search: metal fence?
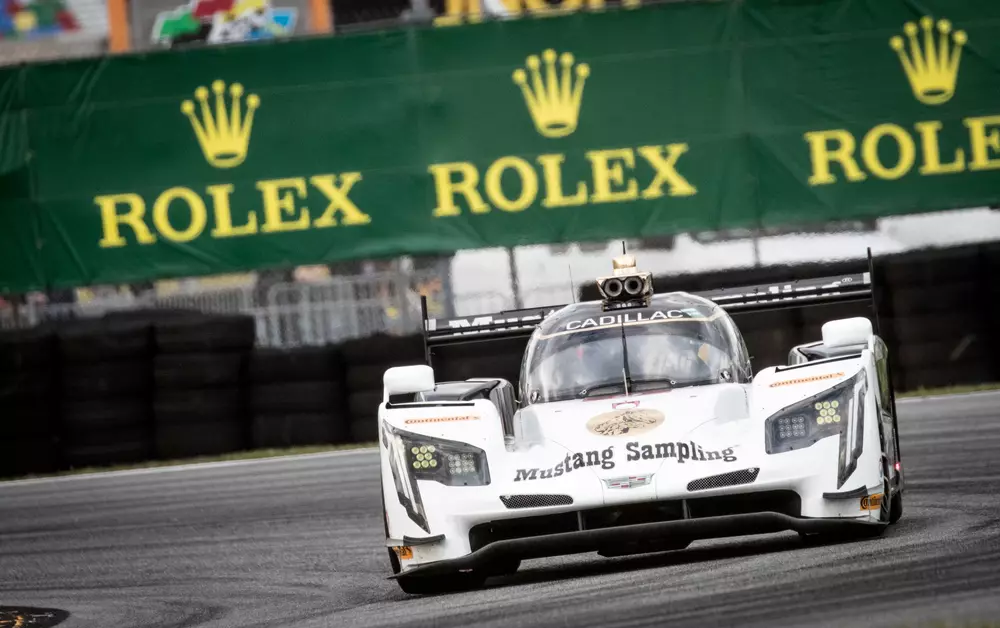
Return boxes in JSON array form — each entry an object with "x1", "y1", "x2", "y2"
[{"x1": 0, "y1": 271, "x2": 562, "y2": 347}]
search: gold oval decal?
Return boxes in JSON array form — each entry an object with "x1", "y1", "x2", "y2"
[{"x1": 586, "y1": 408, "x2": 665, "y2": 437}]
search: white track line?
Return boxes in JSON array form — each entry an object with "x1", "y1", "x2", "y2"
[{"x1": 0, "y1": 446, "x2": 379, "y2": 487}]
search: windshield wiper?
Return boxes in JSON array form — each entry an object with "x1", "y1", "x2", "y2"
[
  {"x1": 577, "y1": 380, "x2": 628, "y2": 398},
  {"x1": 628, "y1": 377, "x2": 678, "y2": 392},
  {"x1": 578, "y1": 378, "x2": 676, "y2": 399}
]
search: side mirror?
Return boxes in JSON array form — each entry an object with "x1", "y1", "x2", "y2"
[
  {"x1": 822, "y1": 317, "x2": 872, "y2": 348},
  {"x1": 384, "y1": 364, "x2": 435, "y2": 396}
]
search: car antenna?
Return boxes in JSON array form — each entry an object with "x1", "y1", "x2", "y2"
[
  {"x1": 568, "y1": 263, "x2": 576, "y2": 303},
  {"x1": 619, "y1": 240, "x2": 632, "y2": 397}
]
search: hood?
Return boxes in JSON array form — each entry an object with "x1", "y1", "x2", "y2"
[{"x1": 510, "y1": 384, "x2": 754, "y2": 482}]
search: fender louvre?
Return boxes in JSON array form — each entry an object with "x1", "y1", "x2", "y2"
[
  {"x1": 774, "y1": 353, "x2": 862, "y2": 372},
  {"x1": 386, "y1": 401, "x2": 476, "y2": 409}
]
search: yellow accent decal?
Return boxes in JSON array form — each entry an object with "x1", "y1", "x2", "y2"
[
  {"x1": 393, "y1": 546, "x2": 414, "y2": 560},
  {"x1": 861, "y1": 493, "x2": 884, "y2": 511},
  {"x1": 769, "y1": 372, "x2": 846, "y2": 388}
]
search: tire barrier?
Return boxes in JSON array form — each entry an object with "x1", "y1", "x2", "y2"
[
  {"x1": 56, "y1": 317, "x2": 155, "y2": 469},
  {"x1": 2, "y1": 241, "x2": 999, "y2": 479},
  {"x1": 340, "y1": 334, "x2": 425, "y2": 443},
  {"x1": 248, "y1": 346, "x2": 349, "y2": 448},
  {"x1": 0, "y1": 328, "x2": 60, "y2": 477},
  {"x1": 152, "y1": 314, "x2": 256, "y2": 460}
]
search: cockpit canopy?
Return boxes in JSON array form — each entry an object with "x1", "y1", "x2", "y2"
[{"x1": 518, "y1": 293, "x2": 751, "y2": 406}]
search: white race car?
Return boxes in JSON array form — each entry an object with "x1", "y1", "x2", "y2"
[{"x1": 379, "y1": 253, "x2": 904, "y2": 594}]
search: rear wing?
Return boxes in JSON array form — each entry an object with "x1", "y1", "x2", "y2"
[{"x1": 419, "y1": 249, "x2": 881, "y2": 358}]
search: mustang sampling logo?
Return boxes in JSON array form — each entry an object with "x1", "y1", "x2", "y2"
[
  {"x1": 586, "y1": 408, "x2": 665, "y2": 437},
  {"x1": 513, "y1": 441, "x2": 738, "y2": 481}
]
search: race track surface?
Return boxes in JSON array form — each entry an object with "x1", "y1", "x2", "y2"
[{"x1": 2, "y1": 392, "x2": 1000, "y2": 628}]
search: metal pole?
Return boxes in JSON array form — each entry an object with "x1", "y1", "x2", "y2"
[{"x1": 507, "y1": 247, "x2": 523, "y2": 309}]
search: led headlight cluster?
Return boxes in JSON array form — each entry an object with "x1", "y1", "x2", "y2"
[
  {"x1": 410, "y1": 445, "x2": 439, "y2": 470},
  {"x1": 815, "y1": 400, "x2": 841, "y2": 425},
  {"x1": 765, "y1": 370, "x2": 866, "y2": 458},
  {"x1": 445, "y1": 452, "x2": 477, "y2": 475},
  {"x1": 389, "y1": 425, "x2": 490, "y2": 487}
]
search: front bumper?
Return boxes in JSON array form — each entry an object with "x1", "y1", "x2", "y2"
[{"x1": 391, "y1": 511, "x2": 884, "y2": 579}]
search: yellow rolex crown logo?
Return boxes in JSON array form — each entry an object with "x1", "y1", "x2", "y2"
[
  {"x1": 512, "y1": 49, "x2": 590, "y2": 138},
  {"x1": 889, "y1": 16, "x2": 967, "y2": 106},
  {"x1": 181, "y1": 80, "x2": 260, "y2": 169}
]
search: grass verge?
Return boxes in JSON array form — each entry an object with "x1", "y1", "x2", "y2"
[{"x1": 1, "y1": 442, "x2": 378, "y2": 482}]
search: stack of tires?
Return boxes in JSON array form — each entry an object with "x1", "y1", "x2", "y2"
[
  {"x1": 340, "y1": 334, "x2": 424, "y2": 443},
  {"x1": 56, "y1": 318, "x2": 155, "y2": 469},
  {"x1": 884, "y1": 250, "x2": 991, "y2": 391},
  {"x1": 432, "y1": 335, "x2": 528, "y2": 387},
  {"x1": 0, "y1": 329, "x2": 60, "y2": 478},
  {"x1": 152, "y1": 314, "x2": 256, "y2": 459},
  {"x1": 248, "y1": 345, "x2": 349, "y2": 448}
]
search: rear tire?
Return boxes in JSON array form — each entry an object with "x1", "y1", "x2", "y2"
[{"x1": 889, "y1": 489, "x2": 903, "y2": 524}]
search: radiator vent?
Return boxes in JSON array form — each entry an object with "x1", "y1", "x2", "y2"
[
  {"x1": 687, "y1": 468, "x2": 760, "y2": 492},
  {"x1": 499, "y1": 494, "x2": 574, "y2": 509}
]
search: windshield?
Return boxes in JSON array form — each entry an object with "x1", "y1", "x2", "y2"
[{"x1": 520, "y1": 306, "x2": 742, "y2": 405}]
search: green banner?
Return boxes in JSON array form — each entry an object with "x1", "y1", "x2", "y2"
[{"x1": 2, "y1": 0, "x2": 999, "y2": 292}]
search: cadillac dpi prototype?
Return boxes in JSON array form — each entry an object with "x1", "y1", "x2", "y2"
[{"x1": 379, "y1": 253, "x2": 904, "y2": 594}]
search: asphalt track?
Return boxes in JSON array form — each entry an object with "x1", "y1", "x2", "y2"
[{"x1": 2, "y1": 392, "x2": 1000, "y2": 628}]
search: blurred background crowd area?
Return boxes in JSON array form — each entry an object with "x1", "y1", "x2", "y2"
[{"x1": 0, "y1": 0, "x2": 649, "y2": 65}]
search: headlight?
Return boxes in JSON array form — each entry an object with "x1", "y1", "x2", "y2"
[
  {"x1": 386, "y1": 424, "x2": 490, "y2": 487},
  {"x1": 397, "y1": 431, "x2": 491, "y2": 487},
  {"x1": 764, "y1": 370, "x2": 867, "y2": 488}
]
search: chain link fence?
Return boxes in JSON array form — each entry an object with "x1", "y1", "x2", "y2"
[{"x1": 0, "y1": 270, "x2": 560, "y2": 347}]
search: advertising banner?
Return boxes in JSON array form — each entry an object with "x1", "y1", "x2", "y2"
[{"x1": 1, "y1": 0, "x2": 998, "y2": 291}]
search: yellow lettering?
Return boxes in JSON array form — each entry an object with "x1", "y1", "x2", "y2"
[
  {"x1": 558, "y1": 0, "x2": 607, "y2": 9},
  {"x1": 95, "y1": 193, "x2": 156, "y2": 248},
  {"x1": 965, "y1": 115, "x2": 1000, "y2": 171},
  {"x1": 429, "y1": 162, "x2": 490, "y2": 217},
  {"x1": 434, "y1": 0, "x2": 523, "y2": 25},
  {"x1": 152, "y1": 187, "x2": 208, "y2": 243},
  {"x1": 804, "y1": 130, "x2": 867, "y2": 185},
  {"x1": 537, "y1": 154, "x2": 587, "y2": 208},
  {"x1": 861, "y1": 123, "x2": 916, "y2": 180},
  {"x1": 310, "y1": 173, "x2": 371, "y2": 227},
  {"x1": 484, "y1": 156, "x2": 538, "y2": 212},
  {"x1": 587, "y1": 148, "x2": 638, "y2": 203},
  {"x1": 637, "y1": 144, "x2": 697, "y2": 198},
  {"x1": 258, "y1": 177, "x2": 310, "y2": 233},
  {"x1": 916, "y1": 121, "x2": 966, "y2": 175},
  {"x1": 207, "y1": 184, "x2": 258, "y2": 238}
]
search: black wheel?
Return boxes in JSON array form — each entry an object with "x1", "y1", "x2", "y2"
[
  {"x1": 396, "y1": 572, "x2": 486, "y2": 595},
  {"x1": 889, "y1": 489, "x2": 903, "y2": 524}
]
